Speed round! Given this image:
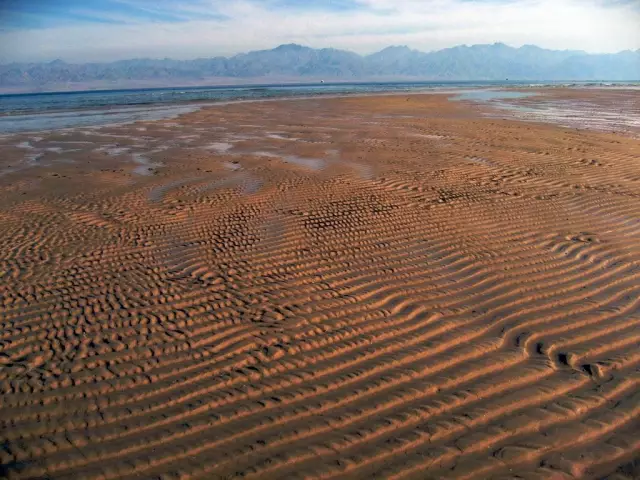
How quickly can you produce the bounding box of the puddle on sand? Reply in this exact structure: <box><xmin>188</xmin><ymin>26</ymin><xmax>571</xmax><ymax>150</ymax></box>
<box><xmin>203</xmin><ymin>142</ymin><xmax>234</xmax><ymax>153</ymax></box>
<box><xmin>467</xmin><ymin>156</ymin><xmax>496</xmax><ymax>167</ymax></box>
<box><xmin>411</xmin><ymin>133</ymin><xmax>446</xmax><ymax>140</ymax></box>
<box><xmin>97</xmin><ymin>146</ymin><xmax>131</xmax><ymax>156</ymax></box>
<box><xmin>326</xmin><ymin>149</ymin><xmax>373</xmax><ymax>179</ymax></box>
<box><xmin>195</xmin><ymin>172</ymin><xmax>262</xmax><ymax>196</ymax></box>
<box><xmin>325</xmin><ymin>149</ymin><xmax>340</xmax><ymax>157</ymax></box>
<box><xmin>132</xmin><ymin>145</ymin><xmax>170</xmax><ymax>174</ymax></box>
<box><xmin>453</xmin><ymin>90</ymin><xmax>537</xmax><ymax>102</ymax></box>
<box><xmin>252</xmin><ymin>151</ymin><xmax>282</xmax><ymax>159</ymax></box>
<box><xmin>25</xmin><ymin>152</ymin><xmax>44</xmax><ymax>165</ymax></box>
<box><xmin>50</xmin><ymin>141</ymin><xmax>93</xmax><ymax>145</ymax></box>
<box><xmin>346</xmin><ymin>162</ymin><xmax>374</xmax><ymax>179</ymax></box>
<box><xmin>283</xmin><ymin>155</ymin><xmax>324</xmax><ymax>170</ymax></box>
<box><xmin>239</xmin><ymin>176</ymin><xmax>263</xmax><ymax>195</ymax></box>
<box><xmin>177</xmin><ymin>134</ymin><xmax>201</xmax><ymax>142</ymax></box>
<box><xmin>266</xmin><ymin>133</ymin><xmax>300</xmax><ymax>141</ymax></box>
<box><xmin>132</xmin><ymin>153</ymin><xmax>162</xmax><ymax>176</ymax></box>
<box><xmin>224</xmin><ymin>161</ymin><xmax>241</xmax><ymax>171</ymax></box>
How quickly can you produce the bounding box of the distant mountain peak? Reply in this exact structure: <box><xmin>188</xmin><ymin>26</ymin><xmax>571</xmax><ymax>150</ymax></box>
<box><xmin>2</xmin><ymin>42</ymin><xmax>638</xmax><ymax>93</ymax></box>
<box><xmin>274</xmin><ymin>43</ymin><xmax>308</xmax><ymax>51</ymax></box>
<box><xmin>367</xmin><ymin>45</ymin><xmax>418</xmax><ymax>60</ymax></box>
<box><xmin>381</xmin><ymin>45</ymin><xmax>411</xmax><ymax>52</ymax></box>
<box><xmin>463</xmin><ymin>42</ymin><xmax>511</xmax><ymax>50</ymax></box>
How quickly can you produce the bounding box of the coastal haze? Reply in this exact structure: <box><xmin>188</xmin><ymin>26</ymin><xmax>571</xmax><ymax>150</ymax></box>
<box><xmin>1</xmin><ymin>1</ymin><xmax>640</xmax><ymax>480</ymax></box>
<box><xmin>2</xmin><ymin>42</ymin><xmax>640</xmax><ymax>93</ymax></box>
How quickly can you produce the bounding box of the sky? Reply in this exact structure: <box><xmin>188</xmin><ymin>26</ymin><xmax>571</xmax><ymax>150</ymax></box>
<box><xmin>0</xmin><ymin>0</ymin><xmax>639</xmax><ymax>63</ymax></box>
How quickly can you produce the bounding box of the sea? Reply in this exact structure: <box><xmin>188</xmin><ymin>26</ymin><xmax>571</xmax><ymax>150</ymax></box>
<box><xmin>0</xmin><ymin>80</ymin><xmax>636</xmax><ymax>134</ymax></box>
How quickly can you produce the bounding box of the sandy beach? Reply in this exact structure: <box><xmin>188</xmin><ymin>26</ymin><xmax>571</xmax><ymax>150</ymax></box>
<box><xmin>1</xmin><ymin>89</ymin><xmax>639</xmax><ymax>479</ymax></box>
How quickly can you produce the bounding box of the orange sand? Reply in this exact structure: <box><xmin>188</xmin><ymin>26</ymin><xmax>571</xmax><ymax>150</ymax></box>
<box><xmin>1</xmin><ymin>91</ymin><xmax>639</xmax><ymax>479</ymax></box>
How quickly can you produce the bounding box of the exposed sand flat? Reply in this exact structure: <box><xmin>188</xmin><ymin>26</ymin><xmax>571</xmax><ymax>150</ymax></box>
<box><xmin>1</xmin><ymin>90</ymin><xmax>639</xmax><ymax>480</ymax></box>
<box><xmin>465</xmin><ymin>88</ymin><xmax>640</xmax><ymax>138</ymax></box>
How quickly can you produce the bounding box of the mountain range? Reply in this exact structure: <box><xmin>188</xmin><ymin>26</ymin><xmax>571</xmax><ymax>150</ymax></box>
<box><xmin>1</xmin><ymin>42</ymin><xmax>638</xmax><ymax>93</ymax></box>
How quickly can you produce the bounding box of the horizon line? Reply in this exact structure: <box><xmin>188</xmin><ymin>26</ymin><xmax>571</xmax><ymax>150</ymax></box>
<box><xmin>3</xmin><ymin>79</ymin><xmax>639</xmax><ymax>98</ymax></box>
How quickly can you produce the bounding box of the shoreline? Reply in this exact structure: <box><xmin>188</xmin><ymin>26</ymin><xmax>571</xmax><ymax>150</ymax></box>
<box><xmin>0</xmin><ymin>80</ymin><xmax>638</xmax><ymax>124</ymax></box>
<box><xmin>1</xmin><ymin>86</ymin><xmax>638</xmax><ymax>139</ymax></box>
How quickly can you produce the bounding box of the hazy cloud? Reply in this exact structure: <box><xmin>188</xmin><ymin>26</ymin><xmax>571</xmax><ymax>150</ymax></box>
<box><xmin>0</xmin><ymin>0</ymin><xmax>638</xmax><ymax>62</ymax></box>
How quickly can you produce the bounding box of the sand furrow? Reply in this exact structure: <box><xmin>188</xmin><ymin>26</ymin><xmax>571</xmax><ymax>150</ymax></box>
<box><xmin>40</xmin><ymin>274</ymin><xmax>640</xmax><ymax>476</ymax></box>
<box><xmin>2</xmin><ymin>90</ymin><xmax>639</xmax><ymax>480</ymax></box>
<box><xmin>330</xmin><ymin>377</ymin><xmax>639</xmax><ymax>480</ymax></box>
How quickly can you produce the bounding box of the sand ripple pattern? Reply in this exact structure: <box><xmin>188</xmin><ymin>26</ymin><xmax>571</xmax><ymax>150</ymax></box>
<box><xmin>1</xmin><ymin>92</ymin><xmax>639</xmax><ymax>480</ymax></box>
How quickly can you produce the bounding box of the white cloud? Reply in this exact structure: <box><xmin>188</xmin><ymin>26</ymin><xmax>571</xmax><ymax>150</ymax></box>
<box><xmin>0</xmin><ymin>0</ymin><xmax>638</xmax><ymax>62</ymax></box>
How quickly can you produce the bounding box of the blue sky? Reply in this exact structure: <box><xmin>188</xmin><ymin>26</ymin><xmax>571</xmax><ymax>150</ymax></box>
<box><xmin>0</xmin><ymin>0</ymin><xmax>639</xmax><ymax>62</ymax></box>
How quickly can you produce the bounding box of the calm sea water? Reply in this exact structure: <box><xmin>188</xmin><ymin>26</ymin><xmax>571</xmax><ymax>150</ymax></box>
<box><xmin>0</xmin><ymin>81</ymin><xmax>632</xmax><ymax>133</ymax></box>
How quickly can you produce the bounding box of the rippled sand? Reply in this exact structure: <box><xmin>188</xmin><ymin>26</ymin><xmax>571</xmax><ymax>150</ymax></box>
<box><xmin>1</xmin><ymin>90</ymin><xmax>639</xmax><ymax>480</ymax></box>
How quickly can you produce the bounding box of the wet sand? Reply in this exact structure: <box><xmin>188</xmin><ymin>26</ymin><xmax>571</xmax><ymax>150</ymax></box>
<box><xmin>463</xmin><ymin>88</ymin><xmax>640</xmax><ymax>138</ymax></box>
<box><xmin>1</xmin><ymin>89</ymin><xmax>639</xmax><ymax>480</ymax></box>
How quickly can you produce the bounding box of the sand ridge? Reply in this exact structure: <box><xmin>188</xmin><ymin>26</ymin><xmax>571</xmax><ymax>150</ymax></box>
<box><xmin>0</xmin><ymin>90</ymin><xmax>639</xmax><ymax>479</ymax></box>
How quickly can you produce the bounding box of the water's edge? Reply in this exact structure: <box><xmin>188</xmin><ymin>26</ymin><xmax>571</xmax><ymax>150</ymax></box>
<box><xmin>1</xmin><ymin>81</ymin><xmax>637</xmax><ymax>134</ymax></box>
